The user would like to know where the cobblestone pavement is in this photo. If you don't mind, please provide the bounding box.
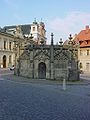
[0,69,90,120]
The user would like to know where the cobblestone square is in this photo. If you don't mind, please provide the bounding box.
[0,69,90,120]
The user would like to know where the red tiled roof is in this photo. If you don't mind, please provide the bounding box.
[74,26,90,47]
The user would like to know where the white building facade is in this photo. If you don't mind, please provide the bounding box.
[0,20,47,68]
[0,31,15,68]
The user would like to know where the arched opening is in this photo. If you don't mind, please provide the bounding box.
[38,62,46,79]
[3,55,6,68]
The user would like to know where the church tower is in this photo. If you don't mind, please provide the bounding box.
[30,19,46,44]
[38,21,46,44]
[30,19,39,40]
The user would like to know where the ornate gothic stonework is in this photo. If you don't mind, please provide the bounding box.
[15,37,79,80]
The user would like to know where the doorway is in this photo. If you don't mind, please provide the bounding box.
[3,55,6,68]
[38,62,46,79]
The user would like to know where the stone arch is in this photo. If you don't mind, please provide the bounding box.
[38,62,46,79]
[3,55,6,68]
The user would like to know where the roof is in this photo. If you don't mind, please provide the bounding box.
[0,28,14,38]
[3,24,31,35]
[21,24,31,35]
[74,26,90,47]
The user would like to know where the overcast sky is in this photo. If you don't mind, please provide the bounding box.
[1,0,90,43]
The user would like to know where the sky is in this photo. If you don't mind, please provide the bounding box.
[1,0,90,43]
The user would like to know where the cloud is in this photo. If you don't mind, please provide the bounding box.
[48,11,90,41]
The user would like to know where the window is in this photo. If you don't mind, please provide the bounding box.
[9,42,11,50]
[9,55,11,63]
[4,41,6,49]
[79,41,83,45]
[33,27,35,31]
[86,63,90,71]
[80,62,83,69]
[87,50,89,55]
[86,40,88,44]
[80,50,82,56]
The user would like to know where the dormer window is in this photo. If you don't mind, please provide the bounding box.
[86,40,88,44]
[79,41,83,45]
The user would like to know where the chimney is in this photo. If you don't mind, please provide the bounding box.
[86,25,89,33]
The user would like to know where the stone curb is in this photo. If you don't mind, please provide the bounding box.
[2,74,90,86]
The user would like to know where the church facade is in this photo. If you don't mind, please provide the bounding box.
[16,34,79,81]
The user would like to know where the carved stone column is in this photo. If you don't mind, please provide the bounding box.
[50,33,54,80]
